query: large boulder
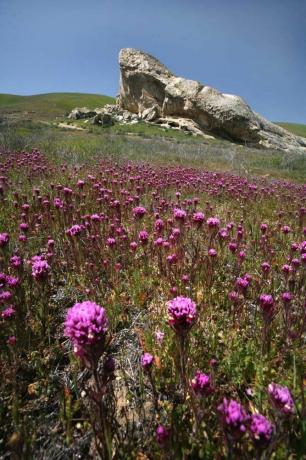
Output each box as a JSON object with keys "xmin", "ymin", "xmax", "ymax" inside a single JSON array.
[{"xmin": 118, "ymin": 48, "xmax": 306, "ymax": 152}]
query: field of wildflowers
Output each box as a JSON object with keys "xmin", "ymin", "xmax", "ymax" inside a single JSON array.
[{"xmin": 0, "ymin": 148, "xmax": 305, "ymax": 459}]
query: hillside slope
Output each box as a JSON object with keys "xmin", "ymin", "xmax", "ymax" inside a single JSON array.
[
  {"xmin": 0, "ymin": 92, "xmax": 115, "ymax": 120},
  {"xmin": 276, "ymin": 123, "xmax": 306, "ymax": 139}
]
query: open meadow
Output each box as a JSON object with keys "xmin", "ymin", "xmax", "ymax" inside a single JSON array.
[{"xmin": 0, "ymin": 121, "xmax": 305, "ymax": 458}]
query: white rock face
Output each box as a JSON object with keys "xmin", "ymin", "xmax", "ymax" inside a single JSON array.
[{"xmin": 118, "ymin": 48, "xmax": 306, "ymax": 152}]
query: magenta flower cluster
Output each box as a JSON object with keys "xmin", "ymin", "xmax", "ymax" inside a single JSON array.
[
  {"xmin": 64, "ymin": 301, "xmax": 108, "ymax": 357},
  {"xmin": 167, "ymin": 296, "xmax": 197, "ymax": 333},
  {"xmin": 191, "ymin": 371, "xmax": 213, "ymax": 396},
  {"xmin": 268, "ymin": 383, "xmax": 295, "ymax": 415}
]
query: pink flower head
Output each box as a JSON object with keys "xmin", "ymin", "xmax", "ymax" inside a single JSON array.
[
  {"xmin": 261, "ymin": 261, "xmax": 271, "ymax": 273},
  {"xmin": 156, "ymin": 424, "xmax": 171, "ymax": 446},
  {"xmin": 7, "ymin": 336, "xmax": 17, "ymax": 346},
  {"xmin": 0, "ymin": 233, "xmax": 9, "ymax": 247},
  {"xmin": 5, "ymin": 276, "xmax": 19, "ymax": 288},
  {"xmin": 235, "ymin": 276, "xmax": 250, "ymax": 293},
  {"xmin": 173, "ymin": 208, "xmax": 186, "ymax": 221},
  {"xmin": 259, "ymin": 294, "xmax": 274, "ymax": 316},
  {"xmin": 167, "ymin": 253, "xmax": 178, "ymax": 265},
  {"xmin": 228, "ymin": 242, "xmax": 238, "ymax": 253},
  {"xmin": 193, "ymin": 212, "xmax": 205, "ymax": 224},
  {"xmin": 282, "ymin": 225, "xmax": 291, "ymax": 234},
  {"xmin": 260, "ymin": 223, "xmax": 268, "ymax": 234},
  {"xmin": 207, "ymin": 217, "xmax": 220, "ymax": 229},
  {"xmin": 250, "ymin": 414, "xmax": 273, "ymax": 446},
  {"xmin": 138, "ymin": 230, "xmax": 149, "ymax": 244},
  {"xmin": 154, "ymin": 237, "xmax": 163, "ymax": 246},
  {"xmin": 53, "ymin": 197, "xmax": 64, "ymax": 209},
  {"xmin": 228, "ymin": 291, "xmax": 240, "ymax": 303},
  {"xmin": 64, "ymin": 301, "xmax": 108, "ymax": 358},
  {"xmin": 268, "ymin": 383, "xmax": 294, "ymax": 415},
  {"xmin": 90, "ymin": 214, "xmax": 101, "ymax": 222},
  {"xmin": 130, "ymin": 241, "xmax": 138, "ymax": 251},
  {"xmin": 77, "ymin": 179, "xmax": 85, "ymax": 188},
  {"xmin": 282, "ymin": 264, "xmax": 292, "ymax": 275},
  {"xmin": 10, "ymin": 255, "xmax": 22, "ymax": 268},
  {"xmin": 167, "ymin": 296, "xmax": 197, "ymax": 334},
  {"xmin": 1, "ymin": 305, "xmax": 16, "ymax": 319},
  {"xmin": 31, "ymin": 257, "xmax": 50, "ymax": 281},
  {"xmin": 133, "ymin": 206, "xmax": 147, "ymax": 219},
  {"xmin": 154, "ymin": 330, "xmax": 165, "ymax": 343},
  {"xmin": 191, "ymin": 371, "xmax": 213, "ymax": 396},
  {"xmin": 66, "ymin": 224, "xmax": 83, "ymax": 237},
  {"xmin": 218, "ymin": 398, "xmax": 249, "ymax": 439},
  {"xmin": 141, "ymin": 352, "xmax": 154, "ymax": 370},
  {"xmin": 208, "ymin": 248, "xmax": 217, "ymax": 257},
  {"xmin": 154, "ymin": 219, "xmax": 164, "ymax": 232},
  {"xmin": 281, "ymin": 292, "xmax": 292, "ymax": 303},
  {"xmin": 0, "ymin": 291, "xmax": 12, "ymax": 303},
  {"xmin": 106, "ymin": 237, "xmax": 116, "ymax": 248}
]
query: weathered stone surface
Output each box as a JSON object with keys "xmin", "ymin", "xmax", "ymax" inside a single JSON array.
[
  {"xmin": 68, "ymin": 107, "xmax": 97, "ymax": 120},
  {"xmin": 92, "ymin": 112, "xmax": 114, "ymax": 126},
  {"xmin": 118, "ymin": 48, "xmax": 306, "ymax": 152}
]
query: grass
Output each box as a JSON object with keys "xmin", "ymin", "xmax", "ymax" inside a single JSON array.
[
  {"xmin": 0, "ymin": 119, "xmax": 305, "ymax": 182},
  {"xmin": 0, "ymin": 92, "xmax": 115, "ymax": 121},
  {"xmin": 276, "ymin": 122, "xmax": 306, "ymax": 139}
]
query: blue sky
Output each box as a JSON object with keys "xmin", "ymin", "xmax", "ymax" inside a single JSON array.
[{"xmin": 0, "ymin": 0, "xmax": 305, "ymax": 122}]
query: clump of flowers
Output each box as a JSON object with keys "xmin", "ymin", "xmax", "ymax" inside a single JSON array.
[
  {"xmin": 191, "ymin": 371, "xmax": 213, "ymax": 396},
  {"xmin": 167, "ymin": 296, "xmax": 197, "ymax": 334},
  {"xmin": 207, "ymin": 217, "xmax": 220, "ymax": 229},
  {"xmin": 218, "ymin": 398, "xmax": 249, "ymax": 440},
  {"xmin": 173, "ymin": 208, "xmax": 186, "ymax": 221},
  {"xmin": 31, "ymin": 256, "xmax": 50, "ymax": 281},
  {"xmin": 133, "ymin": 206, "xmax": 147, "ymax": 218},
  {"xmin": 249, "ymin": 413, "xmax": 273, "ymax": 447},
  {"xmin": 193, "ymin": 212, "xmax": 205, "ymax": 224},
  {"xmin": 268, "ymin": 383, "xmax": 295, "ymax": 415},
  {"xmin": 64, "ymin": 301, "xmax": 108, "ymax": 361}
]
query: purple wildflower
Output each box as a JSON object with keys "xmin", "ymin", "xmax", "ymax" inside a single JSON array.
[
  {"xmin": 156, "ymin": 424, "xmax": 171, "ymax": 446},
  {"xmin": 133, "ymin": 206, "xmax": 147, "ymax": 218},
  {"xmin": 0, "ymin": 233, "xmax": 9, "ymax": 247},
  {"xmin": 64, "ymin": 301, "xmax": 108, "ymax": 358},
  {"xmin": 268, "ymin": 383, "xmax": 294, "ymax": 415},
  {"xmin": 167, "ymin": 296, "xmax": 197, "ymax": 334},
  {"xmin": 191, "ymin": 371, "xmax": 213, "ymax": 396},
  {"xmin": 218, "ymin": 398, "xmax": 249, "ymax": 439},
  {"xmin": 1, "ymin": 305, "xmax": 16, "ymax": 319},
  {"xmin": 31, "ymin": 257, "xmax": 50, "ymax": 280},
  {"xmin": 250, "ymin": 413, "xmax": 273, "ymax": 446},
  {"xmin": 141, "ymin": 352, "xmax": 154, "ymax": 370}
]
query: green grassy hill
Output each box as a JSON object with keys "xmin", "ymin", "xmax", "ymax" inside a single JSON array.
[
  {"xmin": 276, "ymin": 122, "xmax": 306, "ymax": 139},
  {"xmin": 1, "ymin": 93, "xmax": 305, "ymax": 139},
  {"xmin": 0, "ymin": 92, "xmax": 115, "ymax": 120}
]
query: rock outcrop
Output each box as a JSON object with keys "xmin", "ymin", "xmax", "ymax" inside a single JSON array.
[
  {"xmin": 68, "ymin": 107, "xmax": 97, "ymax": 120},
  {"xmin": 118, "ymin": 48, "xmax": 306, "ymax": 152}
]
